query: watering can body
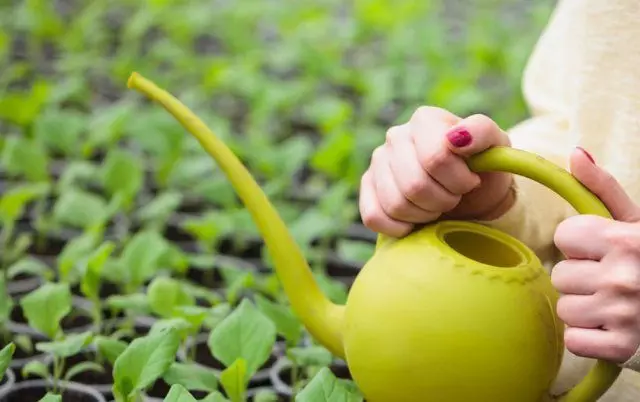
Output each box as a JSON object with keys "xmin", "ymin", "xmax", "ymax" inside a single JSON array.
[
  {"xmin": 343, "ymin": 221, "xmax": 564, "ymax": 401},
  {"xmin": 127, "ymin": 72, "xmax": 622, "ymax": 402}
]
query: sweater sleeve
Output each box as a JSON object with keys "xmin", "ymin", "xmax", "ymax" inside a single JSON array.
[{"xmin": 474, "ymin": 0, "xmax": 640, "ymax": 268}]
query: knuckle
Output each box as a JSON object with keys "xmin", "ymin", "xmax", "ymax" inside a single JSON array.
[
  {"xmin": 402, "ymin": 178, "xmax": 428, "ymax": 199},
  {"xmin": 554, "ymin": 216, "xmax": 601, "ymax": 247},
  {"xmin": 550, "ymin": 261, "xmax": 568, "ymax": 288},
  {"xmin": 605, "ymin": 337, "xmax": 637, "ymax": 362},
  {"xmin": 384, "ymin": 198, "xmax": 409, "ymax": 218},
  {"xmin": 411, "ymin": 105, "xmax": 448, "ymax": 122},
  {"xmin": 606, "ymin": 268, "xmax": 640, "ymax": 294},
  {"xmin": 609, "ymin": 303, "xmax": 639, "ymax": 326},
  {"xmin": 555, "ymin": 297, "xmax": 571, "ymax": 322},
  {"xmin": 421, "ymin": 148, "xmax": 453, "ymax": 172},
  {"xmin": 371, "ymin": 146, "xmax": 384, "ymax": 164},
  {"xmin": 385, "ymin": 126, "xmax": 400, "ymax": 145},
  {"xmin": 467, "ymin": 113, "xmax": 495, "ymax": 127}
]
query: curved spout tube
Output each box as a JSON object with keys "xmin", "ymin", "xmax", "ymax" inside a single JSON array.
[{"xmin": 127, "ymin": 72, "xmax": 345, "ymax": 358}]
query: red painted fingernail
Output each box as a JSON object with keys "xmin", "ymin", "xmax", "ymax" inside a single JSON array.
[
  {"xmin": 446, "ymin": 126, "xmax": 472, "ymax": 147},
  {"xmin": 577, "ymin": 146, "xmax": 595, "ymax": 164}
]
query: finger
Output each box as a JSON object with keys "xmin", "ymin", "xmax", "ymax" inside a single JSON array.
[
  {"xmin": 551, "ymin": 259, "xmax": 602, "ymax": 295},
  {"xmin": 409, "ymin": 110, "xmax": 481, "ymax": 195},
  {"xmin": 443, "ymin": 114, "xmax": 511, "ymax": 157},
  {"xmin": 564, "ymin": 327, "xmax": 639, "ymax": 363},
  {"xmin": 556, "ymin": 295, "xmax": 606, "ymax": 328},
  {"xmin": 385, "ymin": 126, "xmax": 461, "ymax": 212},
  {"xmin": 569, "ymin": 147, "xmax": 640, "ymax": 222},
  {"xmin": 604, "ymin": 221, "xmax": 640, "ymax": 253},
  {"xmin": 554, "ymin": 215, "xmax": 612, "ymax": 260},
  {"xmin": 598, "ymin": 248, "xmax": 640, "ymax": 299},
  {"xmin": 359, "ymin": 169, "xmax": 413, "ymax": 237},
  {"xmin": 371, "ymin": 147, "xmax": 439, "ymax": 223}
]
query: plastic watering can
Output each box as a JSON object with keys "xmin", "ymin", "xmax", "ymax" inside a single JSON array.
[{"xmin": 127, "ymin": 72, "xmax": 622, "ymax": 402}]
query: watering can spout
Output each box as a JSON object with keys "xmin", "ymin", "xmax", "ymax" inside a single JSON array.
[{"xmin": 127, "ymin": 72, "xmax": 346, "ymax": 358}]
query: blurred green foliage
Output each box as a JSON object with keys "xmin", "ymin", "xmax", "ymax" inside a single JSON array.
[{"xmin": 0, "ymin": 0, "xmax": 555, "ymax": 191}]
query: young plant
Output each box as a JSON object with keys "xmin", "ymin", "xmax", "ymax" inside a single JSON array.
[
  {"xmin": 19, "ymin": 282, "xmax": 100, "ymax": 394},
  {"xmin": 102, "ymin": 229, "xmax": 175, "ymax": 294},
  {"xmin": 112, "ymin": 325, "xmax": 181, "ymax": 402},
  {"xmin": 0, "ymin": 342, "xmax": 15, "ymax": 381},
  {"xmin": 295, "ymin": 367, "xmax": 363, "ymax": 402},
  {"xmin": 206, "ymin": 299, "xmax": 277, "ymax": 402},
  {"xmin": 0, "ymin": 182, "xmax": 50, "ymax": 271}
]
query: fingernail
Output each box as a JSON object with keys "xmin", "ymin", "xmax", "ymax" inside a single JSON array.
[
  {"xmin": 446, "ymin": 126, "xmax": 472, "ymax": 148},
  {"xmin": 577, "ymin": 146, "xmax": 596, "ymax": 164}
]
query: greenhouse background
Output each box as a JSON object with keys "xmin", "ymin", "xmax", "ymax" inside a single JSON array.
[{"xmin": 0, "ymin": 0, "xmax": 557, "ymax": 401}]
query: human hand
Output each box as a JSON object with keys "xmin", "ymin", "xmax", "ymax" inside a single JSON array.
[
  {"xmin": 552, "ymin": 147, "xmax": 640, "ymax": 369},
  {"xmin": 359, "ymin": 106, "xmax": 515, "ymax": 237}
]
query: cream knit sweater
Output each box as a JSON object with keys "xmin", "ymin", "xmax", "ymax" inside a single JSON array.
[{"xmin": 480, "ymin": 0, "xmax": 640, "ymax": 400}]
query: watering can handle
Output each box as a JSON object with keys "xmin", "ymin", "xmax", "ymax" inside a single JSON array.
[{"xmin": 466, "ymin": 146, "xmax": 621, "ymax": 402}]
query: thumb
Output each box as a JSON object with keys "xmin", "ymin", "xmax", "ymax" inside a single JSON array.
[{"xmin": 569, "ymin": 147, "xmax": 640, "ymax": 222}]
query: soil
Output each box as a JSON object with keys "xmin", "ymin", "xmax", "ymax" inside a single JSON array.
[
  {"xmin": 185, "ymin": 267, "xmax": 225, "ymax": 290},
  {"xmin": 0, "ymin": 385, "xmax": 102, "ymax": 402},
  {"xmin": 70, "ymin": 281, "xmax": 122, "ymax": 301},
  {"xmin": 193, "ymin": 340, "xmax": 278, "ymax": 377},
  {"xmin": 64, "ymin": 351, "xmax": 113, "ymax": 389},
  {"xmin": 277, "ymin": 362, "xmax": 353, "ymax": 387},
  {"xmin": 145, "ymin": 379, "xmax": 208, "ymax": 399}
]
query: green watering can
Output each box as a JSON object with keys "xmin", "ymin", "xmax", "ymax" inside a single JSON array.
[{"xmin": 128, "ymin": 72, "xmax": 622, "ymax": 402}]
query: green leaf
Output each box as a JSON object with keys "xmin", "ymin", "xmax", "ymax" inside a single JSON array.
[
  {"xmin": 202, "ymin": 303, "xmax": 232, "ymax": 331},
  {"xmin": 79, "ymin": 240, "xmax": 115, "ymax": 300},
  {"xmin": 0, "ymin": 182, "xmax": 50, "ymax": 225},
  {"xmin": 296, "ymin": 367, "xmax": 363, "ymax": 402},
  {"xmin": 200, "ymin": 392, "xmax": 229, "ymax": 402},
  {"xmin": 162, "ymin": 384, "xmax": 197, "ymax": 402},
  {"xmin": 252, "ymin": 389, "xmax": 278, "ymax": 402},
  {"xmin": 0, "ymin": 80, "xmax": 49, "ymax": 126},
  {"xmin": 147, "ymin": 276, "xmax": 195, "ymax": 318},
  {"xmin": 36, "ymin": 331, "xmax": 94, "ymax": 358},
  {"xmin": 112, "ymin": 327, "xmax": 181, "ymax": 401},
  {"xmin": 105, "ymin": 293, "xmax": 151, "ymax": 315},
  {"xmin": 21, "ymin": 360, "xmax": 50, "ymax": 380},
  {"xmin": 94, "ymin": 336, "xmax": 128, "ymax": 366},
  {"xmin": 149, "ymin": 318, "xmax": 192, "ymax": 340},
  {"xmin": 254, "ymin": 295, "xmax": 302, "ymax": 346},
  {"xmin": 52, "ymin": 189, "xmax": 108, "ymax": 229},
  {"xmin": 219, "ymin": 358, "xmax": 247, "ymax": 402},
  {"xmin": 33, "ymin": 107, "xmax": 87, "ymax": 157},
  {"xmin": 57, "ymin": 231, "xmax": 100, "ymax": 282},
  {"xmin": 287, "ymin": 346, "xmax": 333, "ymax": 368},
  {"xmin": 0, "ymin": 343, "xmax": 15, "ymax": 381},
  {"xmin": 119, "ymin": 230, "xmax": 172, "ymax": 288},
  {"xmin": 57, "ymin": 161, "xmax": 99, "ymax": 192},
  {"xmin": 7, "ymin": 257, "xmax": 53, "ymax": 281},
  {"xmin": 38, "ymin": 393, "xmax": 62, "ymax": 402},
  {"xmin": 0, "ymin": 136, "xmax": 49, "ymax": 181},
  {"xmin": 20, "ymin": 282, "xmax": 72, "ymax": 339},
  {"xmin": 208, "ymin": 299, "xmax": 276, "ymax": 378},
  {"xmin": 64, "ymin": 361, "xmax": 105, "ymax": 382},
  {"xmin": 136, "ymin": 191, "xmax": 183, "ymax": 226},
  {"xmin": 172, "ymin": 305, "xmax": 209, "ymax": 331},
  {"xmin": 100, "ymin": 148, "xmax": 144, "ymax": 205},
  {"xmin": 162, "ymin": 362, "xmax": 218, "ymax": 393}
]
